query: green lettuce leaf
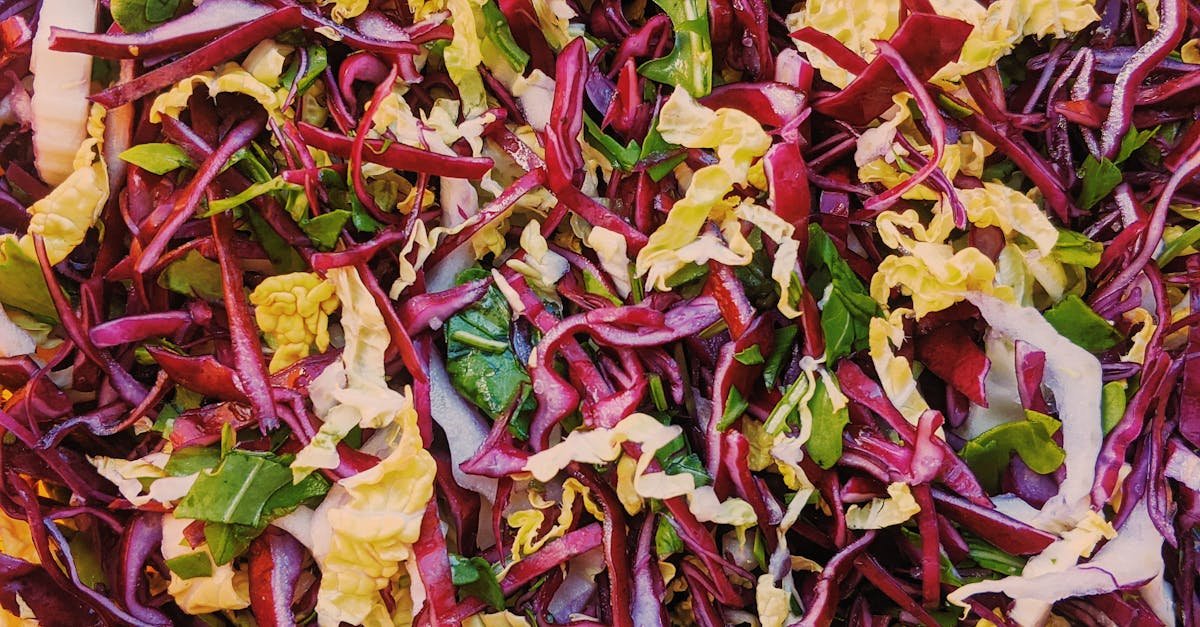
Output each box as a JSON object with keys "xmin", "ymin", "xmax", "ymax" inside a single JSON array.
[
  {"xmin": 960, "ymin": 410, "xmax": 1066, "ymax": 491},
  {"xmin": 638, "ymin": 0, "xmax": 711, "ymax": 98},
  {"xmin": 119, "ymin": 143, "xmax": 195, "ymax": 175},
  {"xmin": 807, "ymin": 225, "xmax": 878, "ymax": 363},
  {"xmin": 806, "ymin": 374, "xmax": 849, "ymax": 469},
  {"xmin": 449, "ymin": 554, "xmax": 505, "ymax": 611},
  {"xmin": 445, "ymin": 269, "xmax": 530, "ymax": 419},
  {"xmin": 1043, "ymin": 294, "xmax": 1123, "ymax": 352}
]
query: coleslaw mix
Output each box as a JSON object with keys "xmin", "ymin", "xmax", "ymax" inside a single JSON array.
[{"xmin": 0, "ymin": 0, "xmax": 1198, "ymax": 624}]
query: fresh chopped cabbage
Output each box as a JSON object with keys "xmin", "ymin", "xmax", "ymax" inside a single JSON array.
[
  {"xmin": 506, "ymin": 221, "xmax": 570, "ymax": 299},
  {"xmin": 292, "ymin": 267, "xmax": 411, "ymax": 479},
  {"xmin": 250, "ymin": 272, "xmax": 340, "ymax": 373},
  {"xmin": 160, "ymin": 514, "xmax": 251, "ymax": 614},
  {"xmin": 845, "ymin": 482, "xmax": 921, "ymax": 530},
  {"xmin": 90, "ymin": 453, "xmax": 198, "ymax": 507},
  {"xmin": 968, "ymin": 293, "xmax": 1103, "ymax": 529},
  {"xmin": 150, "ymin": 63, "xmax": 284, "ymax": 122},
  {"xmin": 307, "ymin": 405, "xmax": 435, "ymax": 627},
  {"xmin": 635, "ymin": 90, "xmax": 771, "ymax": 289}
]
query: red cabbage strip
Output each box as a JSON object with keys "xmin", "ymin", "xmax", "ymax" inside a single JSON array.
[
  {"xmin": 528, "ymin": 299, "xmax": 720, "ymax": 448},
  {"xmin": 264, "ymin": 0, "xmax": 421, "ymax": 56},
  {"xmin": 914, "ymin": 323, "xmax": 989, "ymax": 406},
  {"xmin": 400, "ymin": 278, "xmax": 490, "ymax": 334},
  {"xmin": 699, "ymin": 83, "xmax": 807, "ymax": 129},
  {"xmin": 89, "ymin": 6, "xmax": 302, "ymax": 108},
  {"xmin": 210, "ymin": 213, "xmax": 277, "ymax": 430},
  {"xmin": 137, "ymin": 112, "xmax": 266, "ymax": 274},
  {"xmin": 117, "ymin": 513, "xmax": 171, "ymax": 626},
  {"xmin": 349, "ymin": 62, "xmax": 401, "ymax": 224},
  {"xmin": 1098, "ymin": 0, "xmax": 1185, "ymax": 158},
  {"xmin": 930, "ymin": 489, "xmax": 1054, "ymax": 555},
  {"xmin": 247, "ymin": 528, "xmax": 306, "ymax": 627},
  {"xmin": 852, "ymin": 555, "xmax": 940, "ymax": 627},
  {"xmin": 296, "ymin": 122, "xmax": 494, "ymax": 179},
  {"xmin": 355, "ymin": 263, "xmax": 427, "ymax": 382},
  {"xmin": 811, "ymin": 14, "xmax": 971, "ymax": 126},
  {"xmin": 704, "ymin": 262, "xmax": 754, "ymax": 337},
  {"xmin": 566, "ymin": 465, "xmax": 633, "ymax": 627},
  {"xmin": 88, "ymin": 311, "xmax": 191, "ymax": 348},
  {"xmin": 1013, "ymin": 341, "xmax": 1049, "ymax": 412},
  {"xmin": 678, "ymin": 561, "xmax": 725, "ymax": 627},
  {"xmin": 31, "ymin": 237, "xmax": 147, "ymax": 405},
  {"xmin": 862, "ymin": 40, "xmax": 961, "ymax": 226},
  {"xmin": 543, "ymin": 39, "xmax": 647, "ymax": 252},
  {"xmin": 412, "ymin": 501, "xmax": 459, "ymax": 625},
  {"xmin": 945, "ymin": 86, "xmax": 1073, "ymax": 222},
  {"xmin": 661, "ymin": 497, "xmax": 745, "ymax": 606},
  {"xmin": 763, "ymin": 142, "xmax": 811, "ymax": 231},
  {"xmin": 795, "ymin": 531, "xmax": 877, "ymax": 627},
  {"xmin": 160, "ymin": 117, "xmax": 314, "ymax": 255},
  {"xmin": 707, "ymin": 316, "xmax": 772, "ymax": 478},
  {"xmin": 838, "ymin": 362, "xmax": 989, "ymax": 504},
  {"xmin": 7, "ymin": 478, "xmax": 147, "ymax": 625},
  {"xmin": 426, "ymin": 169, "xmax": 546, "ymax": 265},
  {"xmin": 911, "ymin": 484, "xmax": 940, "ymax": 607},
  {"xmin": 432, "ymin": 451, "xmax": 481, "ymax": 553},
  {"xmin": 444, "ymin": 524, "xmax": 604, "ymax": 624},
  {"xmin": 1092, "ymin": 136, "xmax": 1200, "ymax": 304},
  {"xmin": 49, "ymin": 0, "xmax": 271, "ymax": 59},
  {"xmin": 145, "ymin": 347, "xmax": 246, "ymax": 401},
  {"xmin": 309, "ymin": 227, "xmax": 410, "ymax": 271},
  {"xmin": 789, "ymin": 27, "xmax": 868, "ymax": 75},
  {"xmin": 1180, "ymin": 260, "xmax": 1200, "ymax": 449},
  {"xmin": 630, "ymin": 514, "xmax": 668, "ymax": 627},
  {"xmin": 723, "ymin": 432, "xmax": 777, "ymax": 548}
]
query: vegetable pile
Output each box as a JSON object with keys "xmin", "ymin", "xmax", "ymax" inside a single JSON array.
[{"xmin": 1, "ymin": 0, "xmax": 1200, "ymax": 622}]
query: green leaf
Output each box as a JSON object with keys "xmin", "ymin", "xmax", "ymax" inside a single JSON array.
[
  {"xmin": 111, "ymin": 0, "xmax": 180, "ymax": 32},
  {"xmin": 164, "ymin": 447, "xmax": 222, "ymax": 476},
  {"xmin": 807, "ymin": 225, "xmax": 877, "ymax": 363},
  {"xmin": 664, "ymin": 262, "xmax": 709, "ymax": 288},
  {"xmin": 165, "ymin": 552, "xmax": 214, "ymax": 580},
  {"xmin": 806, "ymin": 375, "xmax": 849, "ymax": 469},
  {"xmin": 175, "ymin": 451, "xmax": 293, "ymax": 526},
  {"xmin": 581, "ymin": 271, "xmax": 623, "ymax": 305},
  {"xmin": 764, "ymin": 369, "xmax": 812, "ymax": 435},
  {"xmin": 1114, "ymin": 126, "xmax": 1158, "ymax": 164},
  {"xmin": 960, "ymin": 410, "xmax": 1066, "ymax": 491},
  {"xmin": 734, "ymin": 345, "xmax": 764, "ymax": 365},
  {"xmin": 655, "ymin": 516, "xmax": 684, "ymax": 557},
  {"xmin": 0, "ymin": 237, "xmax": 58, "ymax": 320},
  {"xmin": 1052, "ymin": 229, "xmax": 1102, "ymax": 268},
  {"xmin": 246, "ymin": 209, "xmax": 306, "ymax": 274},
  {"xmin": 203, "ymin": 178, "xmax": 294, "ymax": 216},
  {"xmin": 967, "ymin": 537, "xmax": 1027, "ymax": 576},
  {"xmin": 204, "ymin": 522, "xmax": 260, "ymax": 566},
  {"xmin": 449, "ymin": 555, "xmax": 505, "ymax": 611},
  {"xmin": 638, "ymin": 0, "xmax": 712, "ymax": 98},
  {"xmin": 638, "ymin": 115, "xmax": 686, "ymax": 182},
  {"xmin": 281, "ymin": 46, "xmax": 328, "ymax": 94},
  {"xmin": 1043, "ymin": 295, "xmax": 1123, "ymax": 352},
  {"xmin": 1101, "ymin": 380, "xmax": 1127, "ymax": 436},
  {"xmin": 763, "ymin": 325, "xmax": 798, "ymax": 389},
  {"xmin": 1157, "ymin": 221, "xmax": 1200, "ymax": 267},
  {"xmin": 716, "ymin": 386, "xmax": 749, "ymax": 431},
  {"xmin": 662, "ymin": 452, "xmax": 708, "ymax": 485},
  {"xmin": 583, "ymin": 117, "xmax": 641, "ymax": 170},
  {"xmin": 1076, "ymin": 155, "xmax": 1122, "ymax": 210},
  {"xmin": 480, "ymin": 0, "xmax": 529, "ymax": 72},
  {"xmin": 158, "ymin": 250, "xmax": 224, "ymax": 302},
  {"xmin": 648, "ymin": 374, "xmax": 669, "ymax": 412},
  {"xmin": 119, "ymin": 143, "xmax": 195, "ymax": 175},
  {"xmin": 445, "ymin": 270, "xmax": 530, "ymax": 420},
  {"xmin": 301, "ymin": 210, "xmax": 351, "ymax": 250}
]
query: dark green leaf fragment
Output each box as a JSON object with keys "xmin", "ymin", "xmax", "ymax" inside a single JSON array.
[{"xmin": 1043, "ymin": 295, "xmax": 1123, "ymax": 352}]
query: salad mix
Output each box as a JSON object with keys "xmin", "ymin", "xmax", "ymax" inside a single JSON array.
[{"xmin": 0, "ymin": 0, "xmax": 1199, "ymax": 623}]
